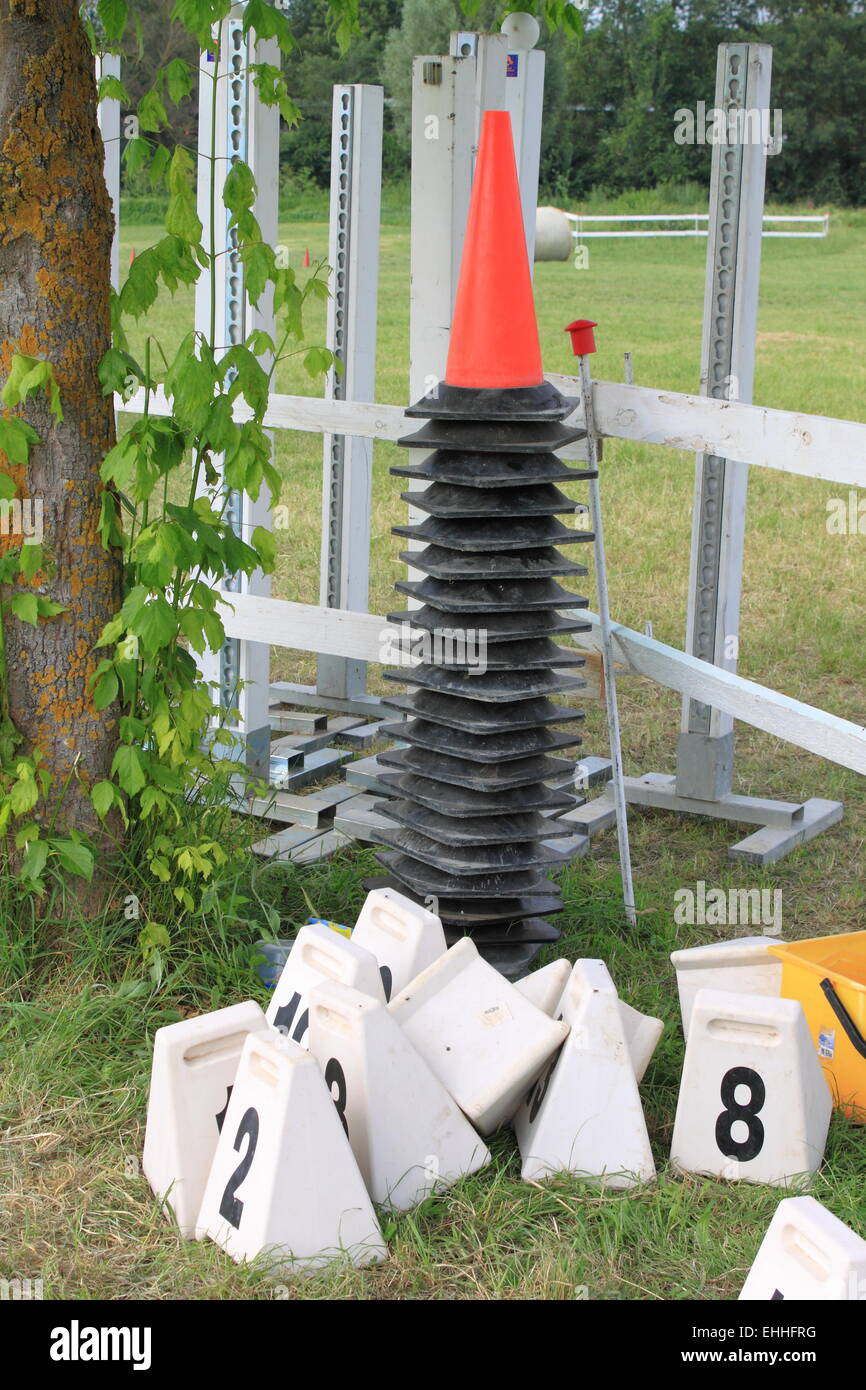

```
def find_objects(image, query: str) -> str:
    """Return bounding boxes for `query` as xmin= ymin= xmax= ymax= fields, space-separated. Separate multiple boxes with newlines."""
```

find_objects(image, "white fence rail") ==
xmin=566 ymin=212 xmax=830 ymax=240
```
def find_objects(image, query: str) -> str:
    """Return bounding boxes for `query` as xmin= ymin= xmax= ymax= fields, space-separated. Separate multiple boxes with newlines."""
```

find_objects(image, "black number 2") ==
xmin=715 ymin=1066 xmax=766 ymax=1161
xmin=219 ymin=1106 xmax=259 ymax=1229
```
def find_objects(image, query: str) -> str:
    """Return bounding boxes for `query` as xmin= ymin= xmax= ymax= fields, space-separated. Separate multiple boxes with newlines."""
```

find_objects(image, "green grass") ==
xmin=2 ymin=207 xmax=865 ymax=1301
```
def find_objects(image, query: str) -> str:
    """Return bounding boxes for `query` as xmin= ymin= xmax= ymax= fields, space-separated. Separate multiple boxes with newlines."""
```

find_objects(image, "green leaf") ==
xmin=165 ymin=57 xmax=193 ymax=105
xmin=11 ymin=593 xmax=38 ymax=626
xmin=35 ymin=598 xmax=65 ymax=620
xmin=303 ymin=346 xmax=334 ymax=379
xmin=96 ymin=73 xmax=128 ymax=103
xmin=242 ymin=0 xmax=296 ymax=54
xmin=20 ymin=838 xmax=49 ymax=887
xmin=2 ymin=355 xmax=63 ymax=421
xmin=94 ymin=668 xmax=119 ymax=710
xmin=170 ymin=0 xmax=232 ymax=48
xmin=252 ymin=525 xmax=276 ymax=573
xmin=223 ymin=161 xmax=256 ymax=217
xmin=55 ymin=838 xmax=95 ymax=881
xmin=18 ymin=544 xmax=43 ymax=580
xmin=97 ymin=0 xmax=128 ymax=43
xmin=165 ymin=191 xmax=203 ymax=245
xmin=242 ymin=241 xmax=275 ymax=307
xmin=91 ymin=781 xmax=117 ymax=820
xmin=111 ymin=744 xmax=147 ymax=796
xmin=0 ymin=472 xmax=17 ymax=501
xmin=0 ymin=414 xmax=37 ymax=465
xmin=138 ymin=88 xmax=169 ymax=134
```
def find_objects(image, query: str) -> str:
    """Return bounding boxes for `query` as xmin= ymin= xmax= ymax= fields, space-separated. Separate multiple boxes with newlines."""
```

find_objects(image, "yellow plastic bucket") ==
xmin=768 ymin=931 xmax=866 ymax=1122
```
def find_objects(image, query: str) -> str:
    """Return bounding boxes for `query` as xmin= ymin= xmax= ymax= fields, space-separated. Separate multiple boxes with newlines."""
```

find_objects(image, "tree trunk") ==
xmin=0 ymin=0 xmax=122 ymax=842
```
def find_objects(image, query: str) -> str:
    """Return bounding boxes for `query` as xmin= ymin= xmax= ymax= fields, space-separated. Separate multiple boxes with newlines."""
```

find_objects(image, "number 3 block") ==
xmin=198 ymin=1032 xmax=386 ymax=1273
xmin=308 ymin=980 xmax=490 ymax=1210
xmin=670 ymin=989 xmax=832 ymax=1186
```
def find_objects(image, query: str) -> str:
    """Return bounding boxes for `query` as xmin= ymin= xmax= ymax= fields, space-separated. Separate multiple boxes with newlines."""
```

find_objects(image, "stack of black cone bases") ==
xmin=369 ymin=378 xmax=597 ymax=977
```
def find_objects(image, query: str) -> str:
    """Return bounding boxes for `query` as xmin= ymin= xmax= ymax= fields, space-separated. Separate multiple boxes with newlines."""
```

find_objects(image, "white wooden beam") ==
xmin=118 ymin=381 xmax=865 ymax=487
xmin=213 ymin=592 xmax=866 ymax=777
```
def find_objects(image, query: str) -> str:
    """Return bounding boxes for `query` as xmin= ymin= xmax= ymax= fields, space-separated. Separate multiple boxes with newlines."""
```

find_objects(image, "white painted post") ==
xmin=407 ymin=31 xmax=544 ymax=561
xmin=194 ymin=8 xmax=278 ymax=781
xmin=317 ymin=85 xmax=384 ymax=701
xmin=96 ymin=52 xmax=121 ymax=291
xmin=677 ymin=44 xmax=772 ymax=800
xmin=501 ymin=26 xmax=545 ymax=266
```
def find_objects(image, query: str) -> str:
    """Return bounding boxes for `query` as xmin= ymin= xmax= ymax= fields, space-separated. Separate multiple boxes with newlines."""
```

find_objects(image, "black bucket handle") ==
xmin=819 ymin=976 xmax=866 ymax=1060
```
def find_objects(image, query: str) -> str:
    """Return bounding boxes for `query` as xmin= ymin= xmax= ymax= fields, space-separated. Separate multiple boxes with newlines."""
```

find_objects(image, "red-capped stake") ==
xmin=565 ymin=319 xmax=597 ymax=356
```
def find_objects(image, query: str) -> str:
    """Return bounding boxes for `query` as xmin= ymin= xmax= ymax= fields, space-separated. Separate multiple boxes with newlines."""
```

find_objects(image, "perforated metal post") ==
xmin=677 ymin=44 xmax=772 ymax=801
xmin=195 ymin=7 xmax=278 ymax=782
xmin=317 ymin=84 xmax=384 ymax=701
xmin=95 ymin=52 xmax=121 ymax=290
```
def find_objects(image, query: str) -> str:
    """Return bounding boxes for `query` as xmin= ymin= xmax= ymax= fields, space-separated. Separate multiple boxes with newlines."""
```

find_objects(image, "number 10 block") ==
xmin=670 ymin=989 xmax=832 ymax=1186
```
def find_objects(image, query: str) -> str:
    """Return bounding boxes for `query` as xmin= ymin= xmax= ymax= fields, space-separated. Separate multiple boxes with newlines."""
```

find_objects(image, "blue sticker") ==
xmin=818 ymin=1028 xmax=835 ymax=1060
xmin=506 ymin=53 xmax=519 ymax=77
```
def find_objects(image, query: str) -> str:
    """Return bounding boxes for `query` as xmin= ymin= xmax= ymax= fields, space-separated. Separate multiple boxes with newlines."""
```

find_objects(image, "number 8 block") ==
xmin=670 ymin=989 xmax=832 ymax=1186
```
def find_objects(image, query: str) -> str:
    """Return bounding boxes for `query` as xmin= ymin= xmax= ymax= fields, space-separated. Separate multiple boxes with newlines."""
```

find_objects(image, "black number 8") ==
xmin=715 ymin=1066 xmax=765 ymax=1161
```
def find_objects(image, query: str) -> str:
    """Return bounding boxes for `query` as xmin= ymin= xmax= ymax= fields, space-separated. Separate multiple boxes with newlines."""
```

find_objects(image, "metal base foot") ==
xmin=588 ymin=772 xmax=843 ymax=866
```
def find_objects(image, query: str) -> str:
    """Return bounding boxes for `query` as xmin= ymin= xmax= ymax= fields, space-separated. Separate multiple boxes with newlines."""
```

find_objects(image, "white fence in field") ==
xmin=566 ymin=212 xmax=830 ymax=240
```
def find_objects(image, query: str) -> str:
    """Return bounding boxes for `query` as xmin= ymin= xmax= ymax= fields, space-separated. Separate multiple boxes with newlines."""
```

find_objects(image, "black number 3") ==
xmin=219 ymin=1106 xmax=259 ymax=1229
xmin=715 ymin=1066 xmax=765 ymax=1161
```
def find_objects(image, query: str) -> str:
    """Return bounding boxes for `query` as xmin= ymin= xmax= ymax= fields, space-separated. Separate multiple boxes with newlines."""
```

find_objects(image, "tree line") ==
xmin=119 ymin=0 xmax=865 ymax=208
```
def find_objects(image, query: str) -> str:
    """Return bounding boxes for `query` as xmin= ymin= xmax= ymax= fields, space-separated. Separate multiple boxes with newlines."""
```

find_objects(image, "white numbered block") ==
xmin=265 ymin=921 xmax=385 ymax=1047
xmin=619 ymin=999 xmax=664 ymax=1084
xmin=740 ymin=1196 xmax=866 ymax=1301
xmin=670 ymin=989 xmax=832 ymax=1186
xmin=515 ymin=959 xmax=572 ymax=1017
xmin=351 ymin=886 xmax=447 ymax=1002
xmin=142 ymin=1001 xmax=270 ymax=1238
xmin=309 ymin=980 xmax=491 ymax=1210
xmin=671 ymin=937 xmax=783 ymax=1041
xmin=514 ymin=959 xmax=656 ymax=1188
xmin=389 ymin=936 xmax=568 ymax=1135
xmin=198 ymin=1032 xmax=386 ymax=1273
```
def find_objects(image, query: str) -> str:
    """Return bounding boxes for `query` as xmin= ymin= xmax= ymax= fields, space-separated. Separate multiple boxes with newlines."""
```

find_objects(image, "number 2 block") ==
xmin=197 ymin=1032 xmax=386 ymax=1274
xmin=670 ymin=989 xmax=832 ymax=1186
xmin=142 ymin=1001 xmax=271 ymax=1238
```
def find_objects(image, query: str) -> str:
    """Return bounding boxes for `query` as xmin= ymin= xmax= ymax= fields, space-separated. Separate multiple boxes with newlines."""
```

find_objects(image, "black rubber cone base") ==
xmin=382 ymin=692 xmax=586 ymax=733
xmin=400 ymin=481 xmax=583 ymax=519
xmin=387 ymin=606 xmax=591 ymax=643
xmin=391 ymin=451 xmax=594 ymax=488
xmin=376 ymin=799 xmax=574 ymax=846
xmin=404 ymin=379 xmax=575 ymax=422
xmin=395 ymin=576 xmax=589 ymax=612
xmin=399 ymin=417 xmax=587 ymax=454
xmin=375 ymin=771 xmax=576 ymax=818
xmin=378 ymin=745 xmax=576 ymax=790
xmin=399 ymin=544 xmax=589 ymax=579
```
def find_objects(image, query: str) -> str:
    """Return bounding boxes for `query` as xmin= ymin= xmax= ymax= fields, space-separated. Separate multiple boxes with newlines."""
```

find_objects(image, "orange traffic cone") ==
xmin=129 ymin=247 xmax=136 ymax=266
xmin=445 ymin=110 xmax=542 ymax=390
xmin=302 ymin=248 xmax=310 ymax=268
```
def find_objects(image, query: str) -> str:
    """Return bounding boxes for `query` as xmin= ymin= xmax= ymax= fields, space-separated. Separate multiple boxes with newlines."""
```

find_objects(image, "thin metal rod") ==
xmin=578 ymin=353 xmax=636 ymax=926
